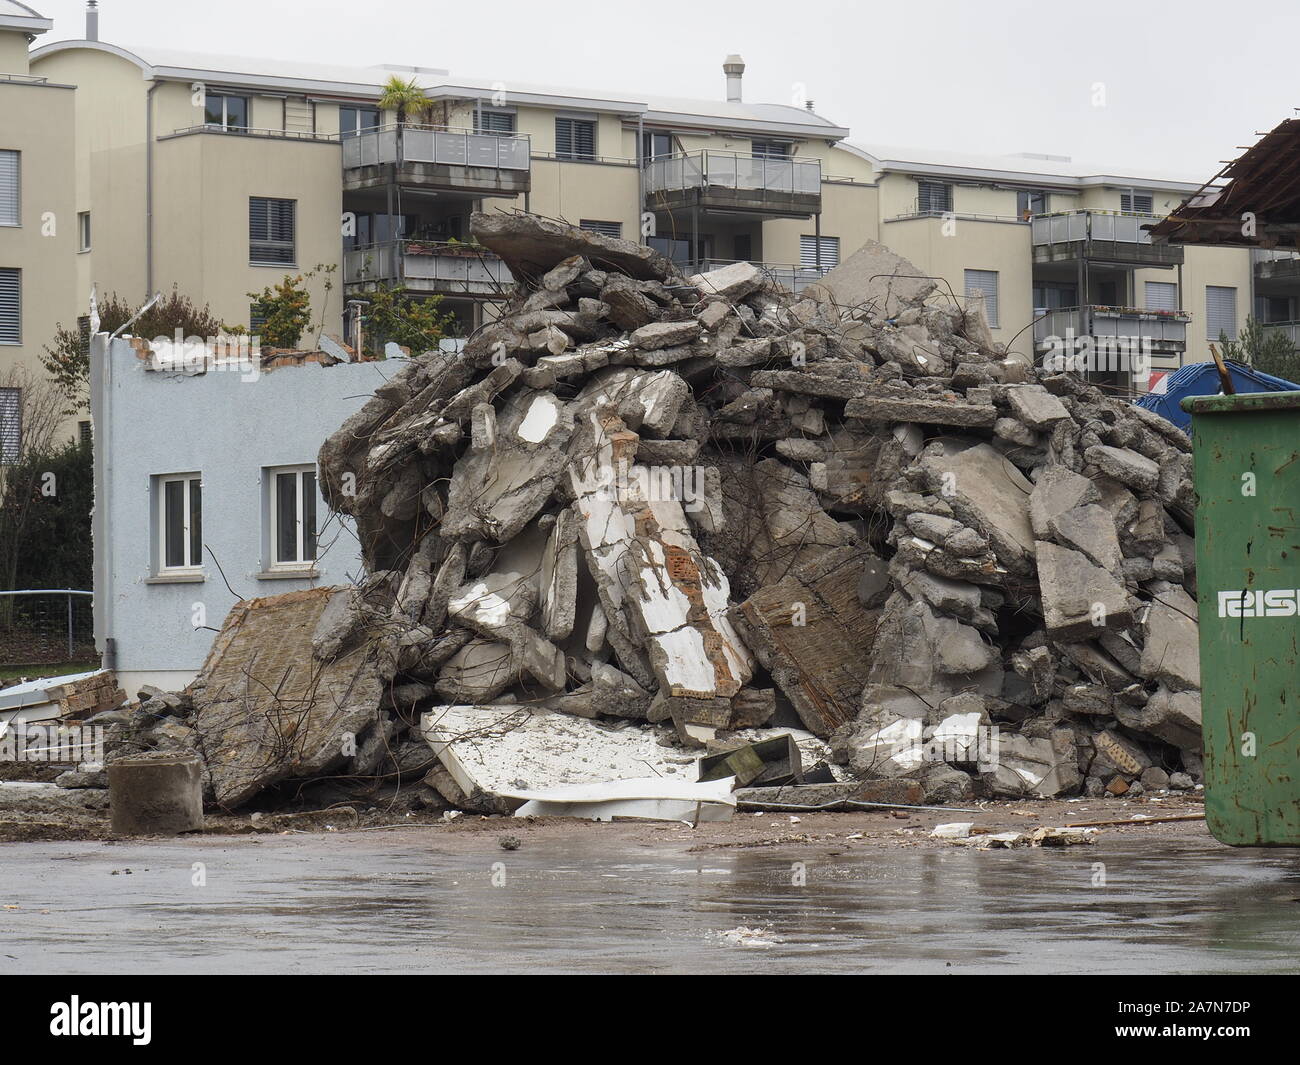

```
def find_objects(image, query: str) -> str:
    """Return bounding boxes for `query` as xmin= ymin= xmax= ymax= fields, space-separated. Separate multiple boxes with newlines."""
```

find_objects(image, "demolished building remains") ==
xmin=71 ymin=211 xmax=1205 ymax=815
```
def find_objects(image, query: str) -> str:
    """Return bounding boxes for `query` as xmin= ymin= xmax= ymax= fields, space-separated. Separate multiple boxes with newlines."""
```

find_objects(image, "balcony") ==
xmin=1253 ymin=248 xmax=1300 ymax=283
xmin=645 ymin=151 xmax=822 ymax=218
xmin=343 ymin=240 xmax=512 ymax=298
xmin=688 ymin=258 xmax=833 ymax=294
xmin=1261 ymin=321 xmax=1300 ymax=346
xmin=1031 ymin=211 xmax=1183 ymax=268
xmin=1034 ymin=306 xmax=1190 ymax=355
xmin=342 ymin=124 xmax=531 ymax=198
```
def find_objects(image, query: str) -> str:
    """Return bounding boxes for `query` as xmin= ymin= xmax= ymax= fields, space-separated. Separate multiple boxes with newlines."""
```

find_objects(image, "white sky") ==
xmin=34 ymin=0 xmax=1300 ymax=179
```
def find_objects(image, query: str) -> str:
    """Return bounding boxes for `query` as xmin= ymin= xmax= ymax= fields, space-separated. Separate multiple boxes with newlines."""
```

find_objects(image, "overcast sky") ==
xmin=35 ymin=0 xmax=1300 ymax=179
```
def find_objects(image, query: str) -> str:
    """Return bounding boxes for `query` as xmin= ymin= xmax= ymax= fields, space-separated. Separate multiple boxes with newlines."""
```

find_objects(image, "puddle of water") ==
xmin=2 ymin=835 xmax=1298 ymax=973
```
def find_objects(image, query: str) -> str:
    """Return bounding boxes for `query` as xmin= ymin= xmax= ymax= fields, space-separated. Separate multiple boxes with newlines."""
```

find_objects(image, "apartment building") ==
xmin=15 ymin=8 xmax=877 ymax=353
xmin=0 ymin=1 xmax=76 ymax=449
xmin=853 ymin=144 xmax=1258 ymax=381
xmin=1 ymin=0 xmax=1283 ymax=453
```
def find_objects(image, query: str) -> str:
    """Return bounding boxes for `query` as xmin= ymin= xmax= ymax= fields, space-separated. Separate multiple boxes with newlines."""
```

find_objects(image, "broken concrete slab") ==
xmin=472 ymin=211 xmax=674 ymax=283
xmin=1035 ymin=542 xmax=1133 ymax=641
xmin=802 ymin=238 xmax=937 ymax=320
xmin=189 ymin=587 xmax=391 ymax=809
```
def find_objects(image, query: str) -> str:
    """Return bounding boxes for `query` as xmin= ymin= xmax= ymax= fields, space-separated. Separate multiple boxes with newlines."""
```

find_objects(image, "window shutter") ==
xmin=579 ymin=219 xmax=621 ymax=239
xmin=556 ymin=118 xmax=595 ymax=159
xmin=250 ymin=197 xmax=296 ymax=265
xmin=1145 ymin=281 xmax=1178 ymax=311
xmin=964 ymin=269 xmax=999 ymax=328
xmin=918 ymin=180 xmax=952 ymax=214
xmin=1206 ymin=285 xmax=1237 ymax=339
xmin=479 ymin=110 xmax=515 ymax=133
xmin=0 ymin=386 xmax=19 ymax=464
xmin=0 ymin=151 xmax=18 ymax=227
xmin=1121 ymin=191 xmax=1153 ymax=213
xmin=0 ymin=268 xmax=19 ymax=344
xmin=800 ymin=235 xmax=839 ymax=268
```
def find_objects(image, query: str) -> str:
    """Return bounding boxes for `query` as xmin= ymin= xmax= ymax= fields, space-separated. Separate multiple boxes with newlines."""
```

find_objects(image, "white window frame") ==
xmin=77 ymin=211 xmax=91 ymax=252
xmin=156 ymin=473 xmax=203 ymax=574
xmin=266 ymin=464 xmax=319 ymax=571
xmin=0 ymin=150 xmax=18 ymax=228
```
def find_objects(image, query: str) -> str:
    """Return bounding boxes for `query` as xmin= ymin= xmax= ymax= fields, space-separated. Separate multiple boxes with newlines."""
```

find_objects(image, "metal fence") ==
xmin=645 ymin=151 xmax=822 ymax=196
xmin=343 ymin=241 xmax=513 ymax=287
xmin=0 ymin=590 xmax=95 ymax=666
xmin=342 ymin=125 xmax=531 ymax=171
xmin=1031 ymin=211 xmax=1163 ymax=246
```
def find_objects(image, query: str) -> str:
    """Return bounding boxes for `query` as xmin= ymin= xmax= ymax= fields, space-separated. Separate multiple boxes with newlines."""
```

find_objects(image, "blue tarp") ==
xmin=1136 ymin=360 xmax=1300 ymax=433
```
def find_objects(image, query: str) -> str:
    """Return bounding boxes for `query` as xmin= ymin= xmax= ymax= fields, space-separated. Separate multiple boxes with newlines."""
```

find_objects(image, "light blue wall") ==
xmin=92 ymin=336 xmax=396 ymax=687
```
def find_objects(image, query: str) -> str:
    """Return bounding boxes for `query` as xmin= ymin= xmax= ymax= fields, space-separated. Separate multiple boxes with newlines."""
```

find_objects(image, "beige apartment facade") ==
xmin=0 ymin=0 xmax=1285 ymax=464
xmin=859 ymin=146 xmax=1259 ymax=382
xmin=0 ymin=2 xmax=77 ymax=450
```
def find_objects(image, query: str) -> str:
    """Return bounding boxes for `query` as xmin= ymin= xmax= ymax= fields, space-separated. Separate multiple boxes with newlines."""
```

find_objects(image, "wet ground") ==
xmin=3 ymin=807 xmax=1300 ymax=973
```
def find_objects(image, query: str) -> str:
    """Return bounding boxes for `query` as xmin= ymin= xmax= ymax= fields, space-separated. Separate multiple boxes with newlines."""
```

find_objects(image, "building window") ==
xmin=477 ymin=109 xmax=516 ymax=134
xmin=555 ymin=117 xmax=596 ymax=161
xmin=267 ymin=465 xmax=318 ymax=568
xmin=78 ymin=420 xmax=92 ymax=447
xmin=964 ymin=269 xmax=1000 ymax=329
xmin=157 ymin=473 xmax=203 ymax=572
xmin=1207 ymin=286 xmax=1238 ymax=340
xmin=0 ymin=387 xmax=19 ymax=464
xmin=800 ymin=235 xmax=840 ymax=269
xmin=1120 ymin=190 xmax=1154 ymax=214
xmin=0 ymin=268 xmax=18 ymax=344
xmin=203 ymin=93 xmax=249 ymax=132
xmin=77 ymin=211 xmax=91 ymax=252
xmin=339 ymin=105 xmax=381 ymax=138
xmin=0 ymin=150 xmax=18 ymax=227
xmin=249 ymin=197 xmax=296 ymax=266
xmin=641 ymin=131 xmax=672 ymax=162
xmin=918 ymin=180 xmax=952 ymax=215
xmin=1259 ymin=294 xmax=1292 ymax=324
xmin=751 ymin=139 xmax=790 ymax=159
xmin=1016 ymin=189 xmax=1047 ymax=218
xmin=1145 ymin=281 xmax=1178 ymax=312
xmin=580 ymin=219 xmax=621 ymax=239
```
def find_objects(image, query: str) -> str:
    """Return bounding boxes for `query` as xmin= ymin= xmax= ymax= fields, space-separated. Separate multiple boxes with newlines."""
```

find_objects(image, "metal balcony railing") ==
xmin=1031 ymin=210 xmax=1165 ymax=246
xmin=342 ymin=124 xmax=530 ymax=171
xmin=645 ymin=151 xmax=821 ymax=196
xmin=343 ymin=240 xmax=512 ymax=287
xmin=1033 ymin=305 xmax=1190 ymax=345
xmin=688 ymin=258 xmax=833 ymax=294
xmin=1261 ymin=321 xmax=1300 ymax=345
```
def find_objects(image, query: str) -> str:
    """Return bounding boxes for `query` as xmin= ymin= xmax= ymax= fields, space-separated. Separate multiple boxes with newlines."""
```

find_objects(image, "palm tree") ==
xmin=378 ymin=75 xmax=430 ymax=139
xmin=376 ymin=76 xmax=430 ymax=264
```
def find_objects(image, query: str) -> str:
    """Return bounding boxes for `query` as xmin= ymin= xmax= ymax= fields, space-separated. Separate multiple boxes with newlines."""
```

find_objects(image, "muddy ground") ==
xmin=0 ymin=790 xmax=1209 ymax=849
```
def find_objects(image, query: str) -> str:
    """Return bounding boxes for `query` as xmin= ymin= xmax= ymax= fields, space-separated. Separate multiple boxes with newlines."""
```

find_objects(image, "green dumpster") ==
xmin=1183 ymin=390 xmax=1300 ymax=846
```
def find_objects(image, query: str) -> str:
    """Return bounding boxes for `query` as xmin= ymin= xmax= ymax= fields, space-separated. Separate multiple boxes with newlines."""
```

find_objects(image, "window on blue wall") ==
xmin=267 ymin=465 xmax=318 ymax=569
xmin=157 ymin=473 xmax=202 ymax=572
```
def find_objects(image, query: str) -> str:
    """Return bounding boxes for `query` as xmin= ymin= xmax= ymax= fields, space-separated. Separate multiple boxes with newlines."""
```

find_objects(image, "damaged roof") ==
xmin=1148 ymin=117 xmax=1300 ymax=247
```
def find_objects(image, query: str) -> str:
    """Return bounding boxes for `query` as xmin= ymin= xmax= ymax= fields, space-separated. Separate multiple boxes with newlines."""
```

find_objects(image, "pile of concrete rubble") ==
xmin=266 ymin=209 xmax=1200 ymax=811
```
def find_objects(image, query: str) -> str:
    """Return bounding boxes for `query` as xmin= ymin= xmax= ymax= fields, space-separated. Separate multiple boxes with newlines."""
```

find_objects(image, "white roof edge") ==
xmin=28 ymin=40 xmax=849 ymax=138
xmin=0 ymin=13 xmax=52 ymax=33
xmin=851 ymin=143 xmax=1204 ymax=192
